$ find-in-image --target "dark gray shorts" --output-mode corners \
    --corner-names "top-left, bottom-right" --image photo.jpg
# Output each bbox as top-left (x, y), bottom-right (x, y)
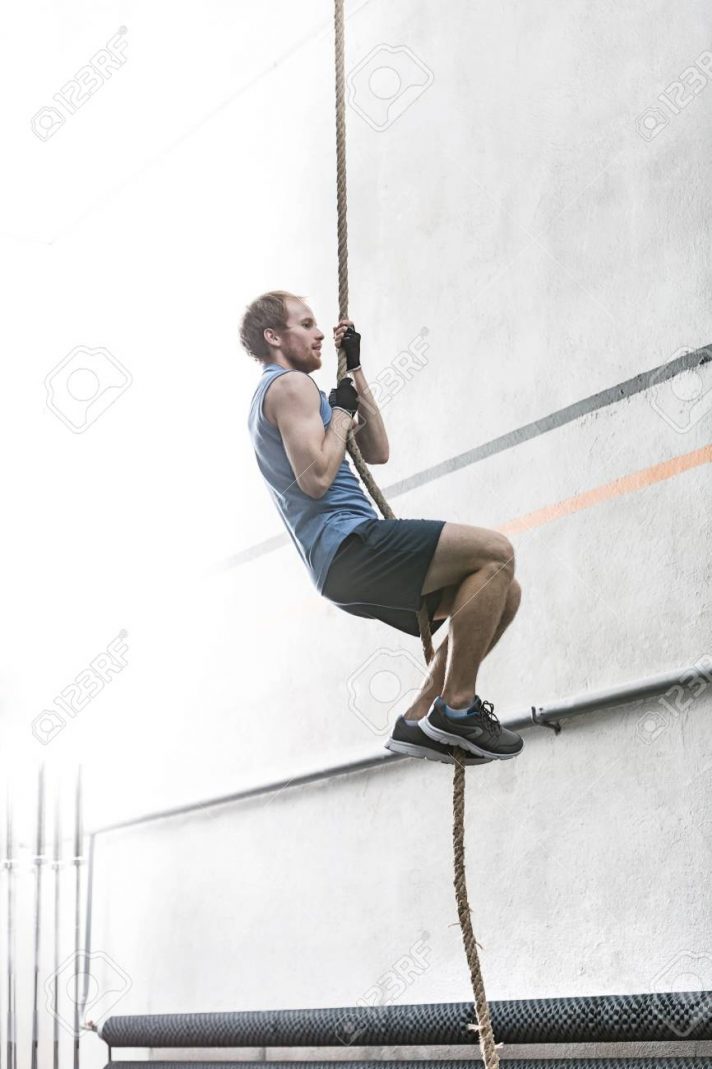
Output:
top-left (322, 518), bottom-right (448, 638)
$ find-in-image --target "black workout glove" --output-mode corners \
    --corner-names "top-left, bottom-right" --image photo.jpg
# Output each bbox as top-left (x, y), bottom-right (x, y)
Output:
top-left (341, 325), bottom-right (361, 373)
top-left (328, 376), bottom-right (359, 418)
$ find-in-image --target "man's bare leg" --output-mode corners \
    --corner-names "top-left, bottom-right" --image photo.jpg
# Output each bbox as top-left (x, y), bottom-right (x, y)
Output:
top-left (403, 578), bottom-right (521, 721)
top-left (417, 523), bottom-right (515, 701)
top-left (440, 558), bottom-right (514, 707)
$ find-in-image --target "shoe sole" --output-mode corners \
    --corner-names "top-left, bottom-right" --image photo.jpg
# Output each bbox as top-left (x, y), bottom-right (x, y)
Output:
top-left (385, 738), bottom-right (488, 766)
top-left (420, 714), bottom-right (522, 760)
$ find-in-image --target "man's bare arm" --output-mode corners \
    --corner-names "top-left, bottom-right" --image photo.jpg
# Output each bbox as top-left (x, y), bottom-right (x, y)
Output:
top-left (351, 367), bottom-right (389, 463)
top-left (271, 373), bottom-right (354, 499)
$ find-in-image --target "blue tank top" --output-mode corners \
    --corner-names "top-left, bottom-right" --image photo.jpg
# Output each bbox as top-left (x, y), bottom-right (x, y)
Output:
top-left (247, 363), bottom-right (379, 592)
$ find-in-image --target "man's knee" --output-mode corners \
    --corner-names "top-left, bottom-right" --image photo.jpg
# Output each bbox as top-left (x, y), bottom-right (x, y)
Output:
top-left (456, 530), bottom-right (515, 582)
top-left (422, 523), bottom-right (516, 597)
top-left (507, 578), bottom-right (522, 615)
top-left (486, 533), bottom-right (516, 580)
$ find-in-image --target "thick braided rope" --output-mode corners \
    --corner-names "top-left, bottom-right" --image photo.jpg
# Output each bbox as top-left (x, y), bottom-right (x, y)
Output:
top-left (332, 5), bottom-right (499, 1068)
top-left (453, 760), bottom-right (500, 1065)
top-left (333, 0), bottom-right (431, 659)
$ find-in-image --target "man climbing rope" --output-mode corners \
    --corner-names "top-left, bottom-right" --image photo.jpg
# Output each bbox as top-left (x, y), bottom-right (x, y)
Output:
top-left (243, 290), bottom-right (524, 765)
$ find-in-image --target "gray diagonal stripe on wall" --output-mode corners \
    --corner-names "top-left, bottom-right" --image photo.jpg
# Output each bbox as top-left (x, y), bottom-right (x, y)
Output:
top-left (223, 344), bottom-right (711, 572)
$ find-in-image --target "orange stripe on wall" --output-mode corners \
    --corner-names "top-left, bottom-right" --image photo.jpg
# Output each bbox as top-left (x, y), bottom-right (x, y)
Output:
top-left (290, 444), bottom-right (712, 618)
top-left (499, 443), bottom-right (712, 536)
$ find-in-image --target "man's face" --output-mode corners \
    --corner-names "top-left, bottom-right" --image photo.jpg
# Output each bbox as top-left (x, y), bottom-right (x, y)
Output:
top-left (267, 298), bottom-right (325, 371)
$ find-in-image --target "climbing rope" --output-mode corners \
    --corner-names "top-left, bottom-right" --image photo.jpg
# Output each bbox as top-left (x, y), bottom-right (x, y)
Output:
top-left (332, 5), bottom-right (499, 1068)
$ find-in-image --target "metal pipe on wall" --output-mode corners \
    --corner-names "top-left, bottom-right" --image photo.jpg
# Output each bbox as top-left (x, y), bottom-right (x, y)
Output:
top-left (89, 660), bottom-right (711, 835)
top-left (77, 660), bottom-right (711, 1043)
top-left (505, 662), bottom-right (711, 730)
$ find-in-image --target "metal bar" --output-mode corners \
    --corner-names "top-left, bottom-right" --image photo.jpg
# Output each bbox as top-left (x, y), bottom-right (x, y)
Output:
top-left (90, 661), bottom-right (708, 835)
top-left (79, 829), bottom-right (95, 1029)
top-left (52, 776), bottom-right (62, 1069)
top-left (93, 749), bottom-right (401, 833)
top-left (507, 662), bottom-right (711, 730)
top-left (5, 785), bottom-right (16, 1069)
top-left (73, 766), bottom-right (83, 1069)
top-left (0, 792), bottom-right (3, 1069)
top-left (30, 764), bottom-right (46, 1069)
top-left (98, 991), bottom-right (712, 1047)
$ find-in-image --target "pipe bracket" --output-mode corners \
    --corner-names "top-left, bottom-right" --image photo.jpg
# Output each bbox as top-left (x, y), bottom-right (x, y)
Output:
top-left (530, 706), bottom-right (562, 734)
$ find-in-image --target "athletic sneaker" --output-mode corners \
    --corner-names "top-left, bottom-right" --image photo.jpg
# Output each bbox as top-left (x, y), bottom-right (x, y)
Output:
top-left (385, 715), bottom-right (492, 766)
top-left (420, 695), bottom-right (524, 760)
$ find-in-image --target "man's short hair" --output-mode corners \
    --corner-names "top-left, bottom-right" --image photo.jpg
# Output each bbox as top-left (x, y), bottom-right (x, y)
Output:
top-left (239, 290), bottom-right (305, 362)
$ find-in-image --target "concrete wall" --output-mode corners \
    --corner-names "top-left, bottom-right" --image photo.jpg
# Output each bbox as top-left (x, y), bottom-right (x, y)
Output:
top-left (2, 0), bottom-right (712, 1066)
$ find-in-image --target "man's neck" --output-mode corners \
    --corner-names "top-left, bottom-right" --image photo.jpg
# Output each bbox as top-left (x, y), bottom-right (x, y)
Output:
top-left (264, 354), bottom-right (291, 370)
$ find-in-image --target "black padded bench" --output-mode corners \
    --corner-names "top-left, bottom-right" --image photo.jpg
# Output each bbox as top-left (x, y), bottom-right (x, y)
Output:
top-left (98, 990), bottom-right (712, 1067)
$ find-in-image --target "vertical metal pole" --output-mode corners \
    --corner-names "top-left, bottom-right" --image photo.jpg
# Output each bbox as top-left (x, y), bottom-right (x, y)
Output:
top-left (0, 789), bottom-right (4, 1069)
top-left (31, 764), bottom-right (46, 1069)
top-left (72, 767), bottom-right (83, 1069)
top-left (79, 833), bottom-right (95, 1026)
top-left (6, 786), bottom-right (16, 1069)
top-left (52, 777), bottom-right (62, 1069)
